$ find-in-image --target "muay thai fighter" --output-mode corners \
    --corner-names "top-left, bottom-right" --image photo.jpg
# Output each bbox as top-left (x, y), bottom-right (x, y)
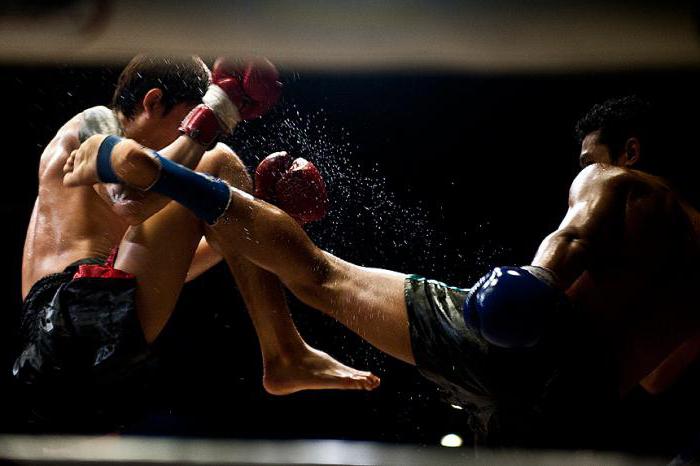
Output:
top-left (64, 96), bottom-right (700, 447)
top-left (15, 55), bottom-right (379, 428)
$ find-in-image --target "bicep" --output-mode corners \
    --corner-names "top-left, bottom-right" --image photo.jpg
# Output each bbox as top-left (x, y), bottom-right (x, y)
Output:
top-left (532, 225), bottom-right (593, 289)
top-left (532, 168), bottom-right (628, 288)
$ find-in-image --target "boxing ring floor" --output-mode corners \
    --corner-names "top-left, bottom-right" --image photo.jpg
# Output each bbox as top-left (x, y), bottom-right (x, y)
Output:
top-left (0, 435), bottom-right (662, 465)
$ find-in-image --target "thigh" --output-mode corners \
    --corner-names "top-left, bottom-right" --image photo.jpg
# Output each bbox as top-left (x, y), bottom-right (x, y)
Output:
top-left (115, 199), bottom-right (202, 342)
top-left (115, 146), bottom-right (245, 342)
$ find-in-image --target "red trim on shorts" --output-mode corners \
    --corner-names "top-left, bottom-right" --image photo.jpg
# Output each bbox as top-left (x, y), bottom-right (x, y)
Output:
top-left (72, 247), bottom-right (135, 280)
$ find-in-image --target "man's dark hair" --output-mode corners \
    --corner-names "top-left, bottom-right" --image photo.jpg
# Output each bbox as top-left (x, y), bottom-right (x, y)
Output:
top-left (575, 95), bottom-right (700, 206)
top-left (575, 95), bottom-right (655, 167)
top-left (112, 55), bottom-right (210, 119)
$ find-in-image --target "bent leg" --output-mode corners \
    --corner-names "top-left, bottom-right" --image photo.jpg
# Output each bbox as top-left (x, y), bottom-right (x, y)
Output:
top-left (113, 149), bottom-right (231, 342)
top-left (114, 145), bottom-right (380, 391)
top-left (66, 143), bottom-right (415, 364)
top-left (206, 190), bottom-right (415, 365)
top-left (224, 251), bottom-right (379, 393)
top-left (114, 144), bottom-right (284, 342)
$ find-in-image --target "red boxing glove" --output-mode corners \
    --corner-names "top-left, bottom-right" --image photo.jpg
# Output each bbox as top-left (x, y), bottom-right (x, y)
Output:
top-left (254, 151), bottom-right (293, 201)
top-left (212, 57), bottom-right (282, 120)
top-left (180, 57), bottom-right (282, 148)
top-left (254, 152), bottom-right (328, 225)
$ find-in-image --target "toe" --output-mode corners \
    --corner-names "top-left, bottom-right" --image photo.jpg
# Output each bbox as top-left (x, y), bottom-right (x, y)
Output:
top-left (367, 374), bottom-right (381, 389)
top-left (64, 151), bottom-right (76, 174)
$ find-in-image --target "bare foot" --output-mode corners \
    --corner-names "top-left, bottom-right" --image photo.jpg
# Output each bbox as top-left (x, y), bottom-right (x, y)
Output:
top-left (63, 134), bottom-right (160, 189)
top-left (263, 345), bottom-right (381, 395)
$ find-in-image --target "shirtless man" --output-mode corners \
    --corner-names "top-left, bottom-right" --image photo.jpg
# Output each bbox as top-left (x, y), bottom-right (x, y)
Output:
top-left (64, 95), bottom-right (699, 446)
top-left (15, 55), bottom-right (379, 428)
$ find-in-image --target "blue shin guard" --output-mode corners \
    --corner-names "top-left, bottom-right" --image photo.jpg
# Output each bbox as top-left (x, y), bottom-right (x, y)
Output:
top-left (96, 135), bottom-right (122, 183)
top-left (149, 154), bottom-right (231, 225)
top-left (97, 136), bottom-right (232, 224)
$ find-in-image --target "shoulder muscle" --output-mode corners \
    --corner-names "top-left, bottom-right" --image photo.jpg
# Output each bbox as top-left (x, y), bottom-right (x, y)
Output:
top-left (38, 113), bottom-right (83, 181)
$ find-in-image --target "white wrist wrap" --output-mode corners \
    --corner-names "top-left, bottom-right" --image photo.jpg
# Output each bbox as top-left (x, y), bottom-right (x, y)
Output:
top-left (202, 84), bottom-right (241, 132)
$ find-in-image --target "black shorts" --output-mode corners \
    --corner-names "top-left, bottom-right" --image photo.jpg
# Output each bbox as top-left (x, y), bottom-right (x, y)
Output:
top-left (13, 259), bottom-right (156, 430)
top-left (404, 275), bottom-right (617, 445)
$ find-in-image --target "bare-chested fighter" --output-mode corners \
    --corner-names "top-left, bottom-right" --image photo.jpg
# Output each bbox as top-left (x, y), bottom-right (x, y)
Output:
top-left (14, 55), bottom-right (379, 427)
top-left (64, 96), bottom-right (700, 446)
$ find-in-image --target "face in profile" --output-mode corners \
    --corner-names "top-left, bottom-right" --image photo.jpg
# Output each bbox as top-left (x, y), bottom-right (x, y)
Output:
top-left (579, 130), bottom-right (615, 169)
top-left (122, 98), bottom-right (196, 151)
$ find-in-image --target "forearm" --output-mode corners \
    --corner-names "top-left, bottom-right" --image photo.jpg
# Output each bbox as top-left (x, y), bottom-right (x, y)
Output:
top-left (79, 57), bottom-right (281, 226)
top-left (156, 134), bottom-right (207, 168)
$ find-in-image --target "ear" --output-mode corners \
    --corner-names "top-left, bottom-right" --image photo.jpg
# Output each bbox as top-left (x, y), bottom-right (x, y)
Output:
top-left (141, 88), bottom-right (164, 117)
top-left (622, 137), bottom-right (640, 167)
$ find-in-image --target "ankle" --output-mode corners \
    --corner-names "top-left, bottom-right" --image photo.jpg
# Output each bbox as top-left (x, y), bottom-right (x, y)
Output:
top-left (261, 340), bottom-right (311, 366)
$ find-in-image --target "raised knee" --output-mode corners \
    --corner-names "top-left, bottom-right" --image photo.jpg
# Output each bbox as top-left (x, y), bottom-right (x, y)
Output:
top-left (197, 142), bottom-right (252, 192)
top-left (117, 138), bottom-right (152, 164)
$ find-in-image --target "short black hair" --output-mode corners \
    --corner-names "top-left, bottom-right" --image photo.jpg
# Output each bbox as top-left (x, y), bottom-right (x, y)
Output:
top-left (575, 95), bottom-right (654, 165)
top-left (112, 55), bottom-right (210, 119)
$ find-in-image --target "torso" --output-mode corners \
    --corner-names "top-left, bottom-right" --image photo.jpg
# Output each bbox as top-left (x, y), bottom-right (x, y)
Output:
top-left (567, 169), bottom-right (700, 393)
top-left (21, 110), bottom-right (129, 298)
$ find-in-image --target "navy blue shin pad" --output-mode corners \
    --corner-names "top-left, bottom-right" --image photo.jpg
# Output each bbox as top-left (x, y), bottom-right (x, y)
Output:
top-left (96, 136), bottom-right (231, 224)
top-left (150, 153), bottom-right (231, 225)
top-left (96, 135), bottom-right (122, 183)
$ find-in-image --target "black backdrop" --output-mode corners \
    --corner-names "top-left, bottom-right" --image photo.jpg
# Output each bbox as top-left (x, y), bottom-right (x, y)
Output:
top-left (1, 63), bottom-right (700, 449)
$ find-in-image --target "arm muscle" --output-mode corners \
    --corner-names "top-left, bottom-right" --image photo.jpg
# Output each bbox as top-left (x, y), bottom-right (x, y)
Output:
top-left (532, 165), bottom-right (630, 289)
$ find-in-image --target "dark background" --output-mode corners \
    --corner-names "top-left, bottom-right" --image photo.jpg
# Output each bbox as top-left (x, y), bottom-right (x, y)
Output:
top-left (1, 63), bottom-right (700, 452)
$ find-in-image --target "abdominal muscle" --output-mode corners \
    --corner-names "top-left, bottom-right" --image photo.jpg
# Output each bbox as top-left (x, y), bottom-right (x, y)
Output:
top-left (21, 184), bottom-right (129, 299)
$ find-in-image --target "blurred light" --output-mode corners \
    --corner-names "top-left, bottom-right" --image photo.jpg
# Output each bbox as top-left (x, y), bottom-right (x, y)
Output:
top-left (450, 404), bottom-right (463, 410)
top-left (440, 434), bottom-right (463, 448)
